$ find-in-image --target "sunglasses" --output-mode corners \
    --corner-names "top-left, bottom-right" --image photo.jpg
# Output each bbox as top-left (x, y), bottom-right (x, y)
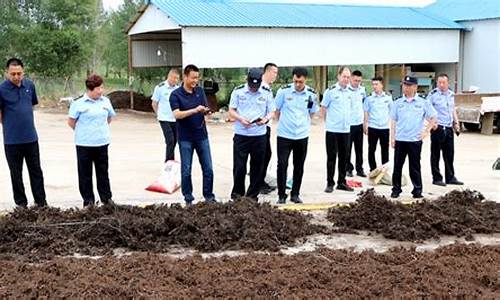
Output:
top-left (9, 72), bottom-right (23, 76)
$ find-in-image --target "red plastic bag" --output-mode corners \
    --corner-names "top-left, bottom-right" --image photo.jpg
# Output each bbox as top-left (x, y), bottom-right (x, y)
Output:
top-left (347, 179), bottom-right (363, 188)
top-left (145, 160), bottom-right (181, 194)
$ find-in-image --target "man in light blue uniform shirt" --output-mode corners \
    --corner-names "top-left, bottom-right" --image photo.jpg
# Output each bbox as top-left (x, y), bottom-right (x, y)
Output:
top-left (346, 70), bottom-right (367, 178)
top-left (259, 62), bottom-right (279, 194)
top-left (390, 76), bottom-right (436, 199)
top-left (427, 73), bottom-right (463, 186)
top-left (275, 67), bottom-right (318, 204)
top-left (363, 76), bottom-right (392, 171)
top-left (68, 74), bottom-right (116, 207)
top-left (151, 68), bottom-right (180, 162)
top-left (321, 66), bottom-right (354, 193)
top-left (229, 68), bottom-right (275, 201)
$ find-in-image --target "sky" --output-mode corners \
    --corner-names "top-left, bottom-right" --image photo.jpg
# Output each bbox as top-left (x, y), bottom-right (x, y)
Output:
top-left (101, 0), bottom-right (436, 11)
top-left (102, 0), bottom-right (126, 11)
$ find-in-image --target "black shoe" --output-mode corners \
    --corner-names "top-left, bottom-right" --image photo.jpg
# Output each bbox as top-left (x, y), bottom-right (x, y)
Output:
top-left (290, 196), bottom-right (303, 204)
top-left (35, 201), bottom-right (48, 208)
top-left (412, 193), bottom-right (424, 199)
top-left (337, 183), bottom-right (354, 192)
top-left (433, 180), bottom-right (446, 187)
top-left (446, 179), bottom-right (464, 185)
top-left (346, 171), bottom-right (354, 177)
top-left (357, 171), bottom-right (367, 178)
top-left (83, 201), bottom-right (95, 208)
top-left (205, 198), bottom-right (217, 203)
top-left (260, 184), bottom-right (276, 194)
top-left (101, 199), bottom-right (116, 207)
top-left (324, 185), bottom-right (334, 193)
top-left (277, 196), bottom-right (287, 204)
top-left (390, 192), bottom-right (400, 198)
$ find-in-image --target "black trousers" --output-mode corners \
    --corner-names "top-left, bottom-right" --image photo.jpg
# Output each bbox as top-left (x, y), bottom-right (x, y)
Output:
top-left (277, 137), bottom-right (308, 198)
top-left (392, 141), bottom-right (423, 196)
top-left (159, 121), bottom-right (177, 162)
top-left (258, 126), bottom-right (272, 189)
top-left (347, 124), bottom-right (364, 173)
top-left (430, 126), bottom-right (456, 182)
top-left (4, 141), bottom-right (46, 207)
top-left (231, 134), bottom-right (266, 200)
top-left (325, 132), bottom-right (350, 186)
top-left (367, 128), bottom-right (390, 171)
top-left (76, 145), bottom-right (112, 206)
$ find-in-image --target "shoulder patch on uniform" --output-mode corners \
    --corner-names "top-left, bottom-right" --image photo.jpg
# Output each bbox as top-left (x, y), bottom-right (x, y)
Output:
top-left (73, 94), bottom-right (85, 101)
top-left (281, 83), bottom-right (292, 89)
top-left (307, 87), bottom-right (317, 94)
top-left (158, 82), bottom-right (166, 87)
top-left (429, 88), bottom-right (438, 95)
top-left (261, 85), bottom-right (271, 92)
top-left (235, 84), bottom-right (245, 90)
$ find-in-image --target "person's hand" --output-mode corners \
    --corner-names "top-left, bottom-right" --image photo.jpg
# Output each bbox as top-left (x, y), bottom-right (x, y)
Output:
top-left (431, 123), bottom-right (438, 131)
top-left (391, 139), bottom-right (396, 148)
top-left (363, 124), bottom-right (368, 135)
top-left (257, 117), bottom-right (268, 126)
top-left (240, 118), bottom-right (252, 128)
top-left (196, 105), bottom-right (209, 113)
top-left (453, 122), bottom-right (460, 133)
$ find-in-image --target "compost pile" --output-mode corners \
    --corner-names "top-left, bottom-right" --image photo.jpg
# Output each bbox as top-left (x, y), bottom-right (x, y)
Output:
top-left (0, 244), bottom-right (498, 298)
top-left (328, 189), bottom-right (500, 241)
top-left (107, 90), bottom-right (153, 112)
top-left (0, 199), bottom-right (326, 258)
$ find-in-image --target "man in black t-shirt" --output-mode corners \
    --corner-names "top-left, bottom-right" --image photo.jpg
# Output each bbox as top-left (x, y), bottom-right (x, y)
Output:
top-left (169, 64), bottom-right (216, 205)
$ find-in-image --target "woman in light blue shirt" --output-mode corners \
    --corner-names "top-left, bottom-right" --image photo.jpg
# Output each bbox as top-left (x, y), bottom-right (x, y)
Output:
top-left (68, 74), bottom-right (116, 207)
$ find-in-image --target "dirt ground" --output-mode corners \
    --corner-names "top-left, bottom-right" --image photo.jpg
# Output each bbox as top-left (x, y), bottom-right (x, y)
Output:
top-left (0, 187), bottom-right (499, 297)
top-left (0, 244), bottom-right (498, 298)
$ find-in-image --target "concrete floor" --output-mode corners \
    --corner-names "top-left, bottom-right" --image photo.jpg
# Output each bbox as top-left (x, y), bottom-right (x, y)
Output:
top-left (0, 110), bottom-right (499, 210)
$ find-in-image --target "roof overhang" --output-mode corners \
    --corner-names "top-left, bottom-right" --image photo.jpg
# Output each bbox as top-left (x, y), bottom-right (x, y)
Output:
top-left (127, 3), bottom-right (180, 36)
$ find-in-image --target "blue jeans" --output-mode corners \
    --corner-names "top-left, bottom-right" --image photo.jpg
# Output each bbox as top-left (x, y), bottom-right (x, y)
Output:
top-left (179, 138), bottom-right (215, 203)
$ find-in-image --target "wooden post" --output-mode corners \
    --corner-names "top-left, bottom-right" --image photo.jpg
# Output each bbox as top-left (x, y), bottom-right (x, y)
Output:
top-left (128, 36), bottom-right (134, 110)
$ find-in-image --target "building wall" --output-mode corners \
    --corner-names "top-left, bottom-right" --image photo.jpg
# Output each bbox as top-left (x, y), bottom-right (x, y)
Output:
top-left (181, 27), bottom-right (460, 68)
top-left (460, 19), bottom-right (500, 93)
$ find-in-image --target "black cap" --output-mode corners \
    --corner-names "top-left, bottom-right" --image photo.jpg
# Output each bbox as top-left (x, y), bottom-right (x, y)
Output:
top-left (247, 68), bottom-right (263, 89)
top-left (403, 76), bottom-right (418, 85)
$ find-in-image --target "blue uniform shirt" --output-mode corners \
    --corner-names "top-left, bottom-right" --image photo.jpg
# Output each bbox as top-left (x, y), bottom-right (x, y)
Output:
top-left (261, 82), bottom-right (275, 127)
top-left (169, 86), bottom-right (209, 142)
top-left (363, 91), bottom-right (393, 129)
top-left (229, 84), bottom-right (275, 136)
top-left (151, 81), bottom-right (178, 122)
top-left (321, 83), bottom-right (352, 133)
top-left (391, 95), bottom-right (437, 142)
top-left (349, 84), bottom-right (366, 126)
top-left (427, 88), bottom-right (455, 127)
top-left (0, 79), bottom-right (39, 145)
top-left (68, 94), bottom-right (116, 146)
top-left (276, 84), bottom-right (318, 140)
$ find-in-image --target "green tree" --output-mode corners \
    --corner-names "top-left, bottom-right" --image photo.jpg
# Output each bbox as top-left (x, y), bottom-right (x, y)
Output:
top-left (1, 0), bottom-right (99, 84)
top-left (101, 0), bottom-right (142, 78)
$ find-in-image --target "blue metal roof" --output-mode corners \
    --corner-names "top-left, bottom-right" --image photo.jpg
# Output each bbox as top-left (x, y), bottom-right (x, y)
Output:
top-left (147, 0), bottom-right (464, 29)
top-left (423, 0), bottom-right (500, 22)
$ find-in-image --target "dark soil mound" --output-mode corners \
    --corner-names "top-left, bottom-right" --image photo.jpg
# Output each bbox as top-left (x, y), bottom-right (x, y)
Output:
top-left (0, 244), bottom-right (498, 298)
top-left (107, 90), bottom-right (153, 112)
top-left (327, 189), bottom-right (500, 241)
top-left (0, 199), bottom-right (326, 258)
